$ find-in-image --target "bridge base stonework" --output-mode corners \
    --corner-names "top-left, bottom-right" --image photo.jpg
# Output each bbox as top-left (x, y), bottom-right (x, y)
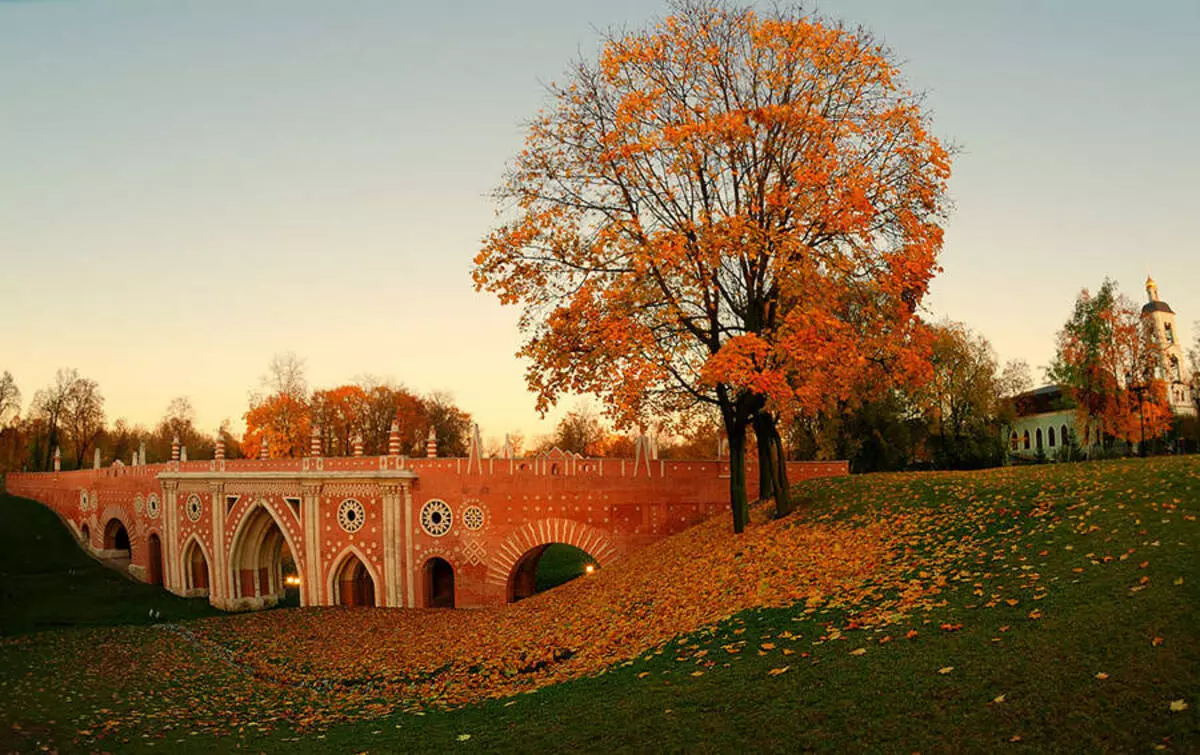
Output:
top-left (5, 454), bottom-right (847, 610)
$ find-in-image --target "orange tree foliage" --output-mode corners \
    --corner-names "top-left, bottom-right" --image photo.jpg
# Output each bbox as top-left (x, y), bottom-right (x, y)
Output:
top-left (244, 381), bottom-right (473, 459)
top-left (475, 0), bottom-right (950, 532)
top-left (1048, 279), bottom-right (1172, 449)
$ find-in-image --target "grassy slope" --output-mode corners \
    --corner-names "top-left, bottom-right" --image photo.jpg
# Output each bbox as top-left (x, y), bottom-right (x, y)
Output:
top-left (1, 458), bottom-right (1197, 753)
top-left (0, 493), bottom-right (220, 636)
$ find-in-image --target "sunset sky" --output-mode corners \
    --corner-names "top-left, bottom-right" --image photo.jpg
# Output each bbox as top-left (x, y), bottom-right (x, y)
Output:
top-left (2, 0), bottom-right (1197, 444)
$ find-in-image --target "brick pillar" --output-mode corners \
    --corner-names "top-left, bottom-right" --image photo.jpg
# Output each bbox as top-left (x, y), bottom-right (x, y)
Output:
top-left (382, 482), bottom-right (402, 607)
top-left (209, 481), bottom-right (227, 608)
top-left (403, 481), bottom-right (416, 607)
top-left (302, 482), bottom-right (322, 607)
top-left (53, 447), bottom-right (61, 472)
top-left (171, 435), bottom-right (180, 462)
top-left (310, 426), bottom-right (322, 458)
top-left (215, 437), bottom-right (226, 461)
top-left (425, 427), bottom-right (437, 458)
top-left (162, 480), bottom-right (181, 593)
top-left (353, 433), bottom-right (364, 457)
top-left (259, 435), bottom-right (269, 460)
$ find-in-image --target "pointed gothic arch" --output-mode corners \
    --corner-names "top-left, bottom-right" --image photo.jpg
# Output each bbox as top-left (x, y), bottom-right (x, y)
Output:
top-left (326, 545), bottom-right (381, 607)
top-left (180, 536), bottom-right (211, 597)
top-left (227, 500), bottom-right (304, 609)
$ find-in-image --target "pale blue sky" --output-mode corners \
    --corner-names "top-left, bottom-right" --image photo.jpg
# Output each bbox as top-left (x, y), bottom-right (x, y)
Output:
top-left (1, 0), bottom-right (1197, 441)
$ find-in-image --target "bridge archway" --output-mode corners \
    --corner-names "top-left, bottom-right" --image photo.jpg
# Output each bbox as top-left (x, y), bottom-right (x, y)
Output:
top-left (507, 544), bottom-right (599, 602)
top-left (181, 537), bottom-right (211, 596)
top-left (147, 533), bottom-right (163, 585)
top-left (329, 548), bottom-right (377, 607)
top-left (422, 557), bottom-right (455, 608)
top-left (103, 518), bottom-right (131, 558)
top-left (489, 518), bottom-right (620, 603)
top-left (228, 502), bottom-right (301, 607)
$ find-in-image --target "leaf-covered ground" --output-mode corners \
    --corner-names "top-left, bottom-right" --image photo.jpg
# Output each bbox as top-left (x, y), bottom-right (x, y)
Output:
top-left (1, 456), bottom-right (1196, 753)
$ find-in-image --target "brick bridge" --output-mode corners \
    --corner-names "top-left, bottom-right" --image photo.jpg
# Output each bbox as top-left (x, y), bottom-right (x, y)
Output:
top-left (4, 435), bottom-right (846, 610)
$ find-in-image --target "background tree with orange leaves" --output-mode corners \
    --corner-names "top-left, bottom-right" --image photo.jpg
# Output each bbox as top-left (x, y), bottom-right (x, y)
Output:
top-left (475, 0), bottom-right (951, 531)
top-left (1049, 279), bottom-right (1173, 454)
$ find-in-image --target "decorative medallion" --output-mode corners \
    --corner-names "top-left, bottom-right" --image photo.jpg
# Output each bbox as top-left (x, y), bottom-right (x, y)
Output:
top-left (337, 498), bottom-right (366, 533)
top-left (462, 505), bottom-right (485, 531)
top-left (134, 494), bottom-right (145, 514)
top-left (147, 493), bottom-right (160, 520)
top-left (420, 499), bottom-right (453, 537)
top-left (186, 494), bottom-right (203, 522)
top-left (80, 490), bottom-right (89, 511)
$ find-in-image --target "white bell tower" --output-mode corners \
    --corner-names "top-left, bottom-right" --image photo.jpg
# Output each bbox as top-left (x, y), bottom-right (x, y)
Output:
top-left (1142, 276), bottom-right (1194, 416)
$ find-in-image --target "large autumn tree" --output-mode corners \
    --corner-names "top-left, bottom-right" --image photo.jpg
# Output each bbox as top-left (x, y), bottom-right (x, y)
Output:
top-left (475, 0), bottom-right (950, 531)
top-left (1048, 279), bottom-right (1172, 452)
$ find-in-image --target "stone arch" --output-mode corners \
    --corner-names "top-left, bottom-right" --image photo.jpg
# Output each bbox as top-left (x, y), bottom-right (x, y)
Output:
top-left (326, 545), bottom-right (380, 607)
top-left (421, 556), bottom-right (455, 608)
top-left (227, 501), bottom-right (304, 608)
top-left (488, 517), bottom-right (620, 599)
top-left (103, 517), bottom-right (132, 558)
top-left (181, 536), bottom-right (212, 597)
top-left (80, 522), bottom-right (91, 548)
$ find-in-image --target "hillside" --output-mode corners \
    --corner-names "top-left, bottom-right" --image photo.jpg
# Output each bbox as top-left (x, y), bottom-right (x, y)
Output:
top-left (1, 456), bottom-right (1196, 753)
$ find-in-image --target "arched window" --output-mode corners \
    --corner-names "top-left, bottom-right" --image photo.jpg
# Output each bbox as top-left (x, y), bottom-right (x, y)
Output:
top-left (1023, 430), bottom-right (1030, 450)
top-left (1035, 428), bottom-right (1043, 450)
top-left (1048, 427), bottom-right (1056, 447)
top-left (1061, 425), bottom-right (1070, 447)
top-left (1170, 356), bottom-right (1182, 381)
top-left (1010, 431), bottom-right (1019, 451)
top-left (1165, 322), bottom-right (1175, 344)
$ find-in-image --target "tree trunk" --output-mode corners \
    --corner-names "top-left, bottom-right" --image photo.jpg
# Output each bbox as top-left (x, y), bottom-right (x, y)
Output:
top-left (727, 426), bottom-right (750, 534)
top-left (753, 412), bottom-right (775, 501)
top-left (771, 425), bottom-right (793, 517)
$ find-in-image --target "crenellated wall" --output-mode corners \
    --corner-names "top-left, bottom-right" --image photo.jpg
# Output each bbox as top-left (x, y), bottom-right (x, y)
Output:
top-left (5, 451), bottom-right (847, 610)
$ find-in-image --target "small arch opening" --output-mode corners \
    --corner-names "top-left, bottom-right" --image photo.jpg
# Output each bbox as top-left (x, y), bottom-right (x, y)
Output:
top-left (103, 519), bottom-right (131, 558)
top-left (423, 557), bottom-right (455, 608)
top-left (1048, 427), bottom-right (1056, 447)
top-left (147, 533), bottom-right (163, 585)
top-left (80, 523), bottom-right (91, 547)
top-left (1035, 428), bottom-right (1043, 451)
top-left (1023, 430), bottom-right (1031, 450)
top-left (182, 540), bottom-right (210, 596)
top-left (333, 553), bottom-right (376, 607)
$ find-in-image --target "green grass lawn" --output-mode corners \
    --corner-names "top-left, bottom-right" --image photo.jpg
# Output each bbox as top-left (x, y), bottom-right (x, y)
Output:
top-left (1, 457), bottom-right (1196, 753)
top-left (534, 543), bottom-right (595, 593)
top-left (0, 492), bottom-right (220, 637)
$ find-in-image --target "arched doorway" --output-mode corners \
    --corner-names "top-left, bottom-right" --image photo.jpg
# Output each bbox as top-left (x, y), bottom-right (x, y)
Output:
top-left (228, 505), bottom-right (299, 609)
top-left (147, 533), bottom-right (163, 585)
top-left (423, 557), bottom-right (455, 608)
top-left (103, 519), bottom-right (131, 558)
top-left (80, 523), bottom-right (90, 548)
top-left (507, 544), bottom-right (596, 602)
top-left (333, 553), bottom-right (376, 607)
top-left (182, 539), bottom-right (210, 596)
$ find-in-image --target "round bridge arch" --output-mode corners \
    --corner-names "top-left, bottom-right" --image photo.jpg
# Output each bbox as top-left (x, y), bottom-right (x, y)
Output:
top-left (488, 518), bottom-right (620, 603)
top-left (103, 517), bottom-right (131, 558)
